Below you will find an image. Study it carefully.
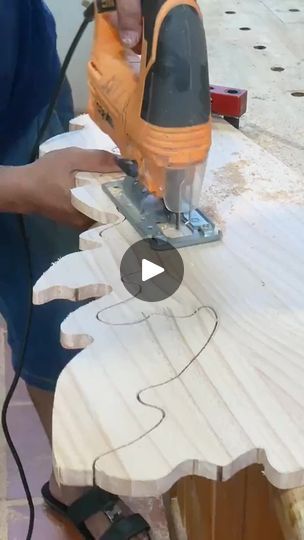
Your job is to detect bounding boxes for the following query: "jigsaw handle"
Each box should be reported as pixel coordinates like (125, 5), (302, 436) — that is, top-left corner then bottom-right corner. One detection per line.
(140, 0), (210, 128)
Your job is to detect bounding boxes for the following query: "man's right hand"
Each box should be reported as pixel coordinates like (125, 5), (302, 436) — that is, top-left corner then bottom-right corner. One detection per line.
(0, 148), (121, 229)
(25, 148), (121, 228)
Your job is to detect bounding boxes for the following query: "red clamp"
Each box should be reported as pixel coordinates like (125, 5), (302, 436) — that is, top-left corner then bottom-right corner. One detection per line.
(210, 85), (248, 128)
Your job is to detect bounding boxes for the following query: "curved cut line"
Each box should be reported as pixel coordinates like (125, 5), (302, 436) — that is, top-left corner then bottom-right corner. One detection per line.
(138, 305), (218, 398)
(97, 304), (203, 326)
(98, 216), (126, 238)
(95, 271), (144, 326)
(96, 270), (200, 326)
(97, 311), (150, 326)
(93, 306), (218, 461)
(96, 294), (141, 325)
(79, 217), (127, 251)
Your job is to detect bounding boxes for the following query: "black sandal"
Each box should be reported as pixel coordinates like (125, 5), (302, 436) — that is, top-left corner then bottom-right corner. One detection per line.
(42, 482), (151, 539)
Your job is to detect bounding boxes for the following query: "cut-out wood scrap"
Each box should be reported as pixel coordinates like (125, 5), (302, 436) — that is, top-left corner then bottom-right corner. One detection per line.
(34, 118), (304, 498)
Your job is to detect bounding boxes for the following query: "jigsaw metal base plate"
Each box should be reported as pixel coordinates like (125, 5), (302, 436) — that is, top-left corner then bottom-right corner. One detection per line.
(102, 177), (222, 249)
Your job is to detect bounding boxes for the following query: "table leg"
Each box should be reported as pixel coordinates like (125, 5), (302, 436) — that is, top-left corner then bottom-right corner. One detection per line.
(169, 467), (285, 540)
(272, 487), (304, 540)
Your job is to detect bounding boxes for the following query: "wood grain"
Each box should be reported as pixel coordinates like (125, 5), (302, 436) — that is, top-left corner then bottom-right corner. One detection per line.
(244, 467), (284, 540)
(33, 2), (304, 536)
(201, 0), (304, 175)
(272, 486), (304, 540)
(33, 117), (304, 496)
(172, 467), (285, 540)
(40, 0), (304, 177)
(260, 0), (304, 24)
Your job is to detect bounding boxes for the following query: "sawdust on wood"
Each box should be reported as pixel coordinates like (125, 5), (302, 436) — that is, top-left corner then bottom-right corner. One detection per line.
(207, 159), (251, 201)
(200, 156), (304, 234)
(199, 160), (251, 231)
(200, 205), (227, 232)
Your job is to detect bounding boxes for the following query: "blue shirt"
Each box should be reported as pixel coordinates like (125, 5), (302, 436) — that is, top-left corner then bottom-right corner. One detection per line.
(0, 0), (60, 157)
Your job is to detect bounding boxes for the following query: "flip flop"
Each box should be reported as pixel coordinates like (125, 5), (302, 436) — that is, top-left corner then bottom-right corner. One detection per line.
(42, 482), (151, 539)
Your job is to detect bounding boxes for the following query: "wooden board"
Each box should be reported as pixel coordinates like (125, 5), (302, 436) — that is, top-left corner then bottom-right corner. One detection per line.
(33, 118), (304, 497)
(272, 486), (304, 540)
(41, 0), (304, 176)
(172, 466), (285, 540)
(201, 0), (304, 175)
(40, 0), (304, 179)
(260, 1), (304, 24)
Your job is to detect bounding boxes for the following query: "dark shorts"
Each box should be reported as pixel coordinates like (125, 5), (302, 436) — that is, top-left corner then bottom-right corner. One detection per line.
(0, 82), (84, 391)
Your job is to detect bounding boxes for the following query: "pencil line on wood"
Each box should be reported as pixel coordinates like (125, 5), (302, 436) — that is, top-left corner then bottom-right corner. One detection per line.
(92, 305), (219, 471)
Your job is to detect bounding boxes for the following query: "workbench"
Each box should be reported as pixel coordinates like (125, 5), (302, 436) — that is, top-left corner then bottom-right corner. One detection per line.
(36, 0), (304, 538)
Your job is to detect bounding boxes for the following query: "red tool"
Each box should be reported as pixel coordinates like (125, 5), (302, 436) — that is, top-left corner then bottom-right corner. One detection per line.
(210, 85), (248, 128)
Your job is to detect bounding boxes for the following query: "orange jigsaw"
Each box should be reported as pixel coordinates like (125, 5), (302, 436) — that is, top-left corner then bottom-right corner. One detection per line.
(88, 0), (221, 248)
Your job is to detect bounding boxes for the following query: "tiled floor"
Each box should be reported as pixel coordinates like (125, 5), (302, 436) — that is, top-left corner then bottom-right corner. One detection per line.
(0, 325), (82, 539)
(0, 325), (169, 540)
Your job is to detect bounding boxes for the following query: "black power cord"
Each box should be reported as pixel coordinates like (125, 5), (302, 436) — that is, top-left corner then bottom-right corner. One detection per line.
(1, 215), (35, 540)
(30, 2), (95, 162)
(1, 4), (94, 539)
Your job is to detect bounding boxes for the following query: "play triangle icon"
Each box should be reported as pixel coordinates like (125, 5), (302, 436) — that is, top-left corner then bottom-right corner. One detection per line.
(142, 258), (165, 282)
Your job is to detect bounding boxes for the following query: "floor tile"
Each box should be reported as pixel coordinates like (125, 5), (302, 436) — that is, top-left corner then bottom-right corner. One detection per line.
(0, 501), (8, 540)
(0, 343), (7, 502)
(6, 404), (51, 500)
(5, 347), (31, 405)
(0, 324), (7, 365)
(8, 503), (82, 540)
(1, 320), (31, 404)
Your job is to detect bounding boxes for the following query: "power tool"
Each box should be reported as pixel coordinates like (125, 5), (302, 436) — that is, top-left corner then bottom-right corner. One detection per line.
(88, 0), (221, 248)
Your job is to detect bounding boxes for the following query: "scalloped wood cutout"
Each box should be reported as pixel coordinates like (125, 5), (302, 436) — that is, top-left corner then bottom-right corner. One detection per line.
(33, 117), (304, 498)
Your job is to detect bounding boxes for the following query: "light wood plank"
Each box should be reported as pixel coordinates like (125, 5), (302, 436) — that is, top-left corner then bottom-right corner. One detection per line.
(244, 466), (284, 540)
(272, 486), (304, 540)
(260, 1), (304, 24)
(33, 118), (304, 496)
(35, 2), (304, 536)
(172, 467), (285, 540)
(200, 0), (304, 175)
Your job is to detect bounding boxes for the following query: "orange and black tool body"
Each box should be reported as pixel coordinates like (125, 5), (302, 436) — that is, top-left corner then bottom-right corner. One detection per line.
(88, 0), (221, 248)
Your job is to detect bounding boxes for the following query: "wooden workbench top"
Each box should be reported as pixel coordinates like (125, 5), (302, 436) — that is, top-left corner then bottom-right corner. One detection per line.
(35, 117), (304, 497)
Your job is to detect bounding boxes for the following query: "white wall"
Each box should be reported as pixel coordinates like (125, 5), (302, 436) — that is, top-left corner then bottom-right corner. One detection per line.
(45, 0), (93, 113)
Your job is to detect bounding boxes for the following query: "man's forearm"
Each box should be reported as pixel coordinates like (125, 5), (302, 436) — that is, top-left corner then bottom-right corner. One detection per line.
(0, 165), (30, 214)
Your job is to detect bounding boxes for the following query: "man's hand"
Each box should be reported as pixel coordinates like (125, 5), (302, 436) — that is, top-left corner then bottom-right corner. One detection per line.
(26, 148), (121, 228)
(115, 0), (142, 47)
(0, 148), (120, 229)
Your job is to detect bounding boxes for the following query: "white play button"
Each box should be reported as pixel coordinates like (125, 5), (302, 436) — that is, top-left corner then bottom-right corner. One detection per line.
(120, 239), (184, 302)
(142, 258), (165, 282)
